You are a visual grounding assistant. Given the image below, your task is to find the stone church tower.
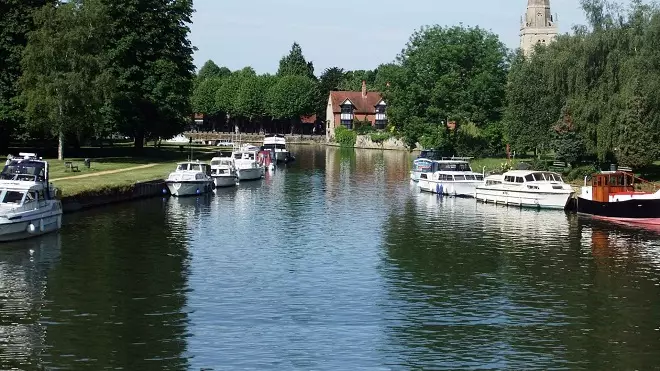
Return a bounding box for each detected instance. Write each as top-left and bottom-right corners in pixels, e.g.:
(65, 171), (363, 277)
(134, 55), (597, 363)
(520, 0), (559, 55)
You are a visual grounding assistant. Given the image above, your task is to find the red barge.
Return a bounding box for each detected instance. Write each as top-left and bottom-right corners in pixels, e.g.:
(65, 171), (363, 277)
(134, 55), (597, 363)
(577, 171), (660, 226)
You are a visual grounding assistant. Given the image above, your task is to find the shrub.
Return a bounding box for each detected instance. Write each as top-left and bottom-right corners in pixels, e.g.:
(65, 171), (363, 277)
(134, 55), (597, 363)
(565, 165), (599, 182)
(334, 126), (357, 147)
(370, 132), (391, 144)
(354, 119), (375, 135)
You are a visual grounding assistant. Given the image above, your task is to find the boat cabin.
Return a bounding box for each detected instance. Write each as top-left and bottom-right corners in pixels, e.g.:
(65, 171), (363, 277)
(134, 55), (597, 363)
(503, 172), (564, 184)
(176, 162), (211, 176)
(589, 172), (636, 202)
(1, 157), (47, 182)
(0, 186), (49, 209)
(263, 135), (286, 150)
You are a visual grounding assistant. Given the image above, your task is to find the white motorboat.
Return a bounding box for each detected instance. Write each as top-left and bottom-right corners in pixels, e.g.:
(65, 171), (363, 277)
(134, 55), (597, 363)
(165, 161), (213, 196)
(233, 150), (263, 181)
(210, 155), (237, 188)
(475, 170), (574, 209)
(0, 153), (62, 242)
(263, 134), (290, 162)
(410, 158), (434, 182)
(417, 159), (484, 197)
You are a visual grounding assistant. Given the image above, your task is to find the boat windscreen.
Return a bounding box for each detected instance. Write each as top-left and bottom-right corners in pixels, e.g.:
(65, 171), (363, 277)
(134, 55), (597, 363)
(0, 190), (25, 205)
(1, 160), (46, 181)
(437, 162), (471, 172)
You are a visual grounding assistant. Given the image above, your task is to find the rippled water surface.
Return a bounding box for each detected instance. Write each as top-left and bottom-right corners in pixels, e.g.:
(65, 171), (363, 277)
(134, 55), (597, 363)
(2, 145), (660, 370)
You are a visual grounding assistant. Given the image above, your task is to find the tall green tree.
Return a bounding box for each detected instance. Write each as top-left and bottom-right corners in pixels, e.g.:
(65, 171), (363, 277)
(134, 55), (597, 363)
(20, 0), (110, 160)
(101, 0), (195, 149)
(215, 67), (256, 120)
(197, 60), (230, 81)
(386, 25), (508, 150)
(276, 42), (315, 79)
(235, 74), (276, 121)
(267, 75), (318, 133)
(0, 0), (54, 154)
(192, 77), (224, 115)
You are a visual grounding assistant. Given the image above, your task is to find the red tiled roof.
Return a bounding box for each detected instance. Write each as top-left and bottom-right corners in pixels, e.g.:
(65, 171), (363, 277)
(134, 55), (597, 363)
(301, 114), (316, 124)
(329, 91), (384, 114)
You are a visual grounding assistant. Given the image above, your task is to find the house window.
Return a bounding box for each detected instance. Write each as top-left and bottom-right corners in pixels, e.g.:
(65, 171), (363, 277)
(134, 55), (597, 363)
(341, 105), (353, 115)
(341, 119), (353, 129)
(375, 120), (387, 130)
(375, 104), (387, 129)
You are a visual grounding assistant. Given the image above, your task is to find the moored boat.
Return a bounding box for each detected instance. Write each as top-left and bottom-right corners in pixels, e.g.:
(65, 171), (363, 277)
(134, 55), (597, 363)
(475, 170), (574, 209)
(233, 149), (263, 181)
(417, 159), (484, 197)
(0, 153), (62, 242)
(263, 134), (291, 162)
(410, 149), (441, 182)
(210, 155), (237, 188)
(576, 171), (660, 226)
(165, 161), (213, 196)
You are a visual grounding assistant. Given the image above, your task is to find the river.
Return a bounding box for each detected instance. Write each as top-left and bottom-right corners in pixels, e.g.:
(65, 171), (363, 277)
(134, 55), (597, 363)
(1, 145), (660, 370)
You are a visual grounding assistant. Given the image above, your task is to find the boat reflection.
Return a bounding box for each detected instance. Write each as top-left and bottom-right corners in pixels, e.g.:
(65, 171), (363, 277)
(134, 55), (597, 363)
(0, 232), (61, 369)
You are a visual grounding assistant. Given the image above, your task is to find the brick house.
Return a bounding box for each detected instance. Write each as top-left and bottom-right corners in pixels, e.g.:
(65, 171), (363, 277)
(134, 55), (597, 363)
(325, 81), (387, 141)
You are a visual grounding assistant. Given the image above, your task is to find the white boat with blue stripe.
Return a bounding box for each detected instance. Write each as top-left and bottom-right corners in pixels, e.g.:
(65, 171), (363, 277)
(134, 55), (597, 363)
(417, 158), (484, 197)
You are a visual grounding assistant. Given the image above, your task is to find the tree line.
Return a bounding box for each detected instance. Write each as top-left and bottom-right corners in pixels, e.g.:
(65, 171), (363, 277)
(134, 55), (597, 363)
(0, 0), (194, 159)
(191, 42), (397, 135)
(2, 0), (657, 168)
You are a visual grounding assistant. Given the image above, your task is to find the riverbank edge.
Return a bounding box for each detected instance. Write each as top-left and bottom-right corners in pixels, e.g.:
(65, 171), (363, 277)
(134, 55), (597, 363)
(61, 180), (166, 213)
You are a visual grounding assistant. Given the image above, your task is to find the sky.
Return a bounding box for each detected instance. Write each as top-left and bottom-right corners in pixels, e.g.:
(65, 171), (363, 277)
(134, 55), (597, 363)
(188, 0), (620, 75)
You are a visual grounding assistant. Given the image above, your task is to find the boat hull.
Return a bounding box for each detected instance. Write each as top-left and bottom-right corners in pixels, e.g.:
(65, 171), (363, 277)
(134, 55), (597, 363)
(475, 188), (573, 209)
(0, 211), (62, 242)
(212, 175), (236, 188)
(166, 181), (213, 197)
(418, 179), (481, 197)
(274, 151), (289, 162)
(237, 168), (262, 181)
(576, 197), (660, 224)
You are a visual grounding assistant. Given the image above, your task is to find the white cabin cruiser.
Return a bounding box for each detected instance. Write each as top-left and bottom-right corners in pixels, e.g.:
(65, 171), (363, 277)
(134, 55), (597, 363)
(165, 161), (213, 197)
(0, 153), (62, 242)
(263, 134), (290, 162)
(475, 170), (574, 209)
(210, 155), (237, 188)
(233, 150), (263, 181)
(417, 159), (484, 197)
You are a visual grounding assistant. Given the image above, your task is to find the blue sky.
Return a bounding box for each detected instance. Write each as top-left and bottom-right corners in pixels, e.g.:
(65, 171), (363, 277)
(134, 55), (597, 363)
(188, 0), (614, 75)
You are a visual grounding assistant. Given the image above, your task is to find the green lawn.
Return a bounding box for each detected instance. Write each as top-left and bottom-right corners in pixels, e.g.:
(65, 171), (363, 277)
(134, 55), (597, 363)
(14, 144), (221, 197)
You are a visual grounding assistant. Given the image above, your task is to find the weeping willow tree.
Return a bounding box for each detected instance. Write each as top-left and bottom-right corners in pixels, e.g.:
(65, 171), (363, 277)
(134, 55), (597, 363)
(505, 0), (660, 168)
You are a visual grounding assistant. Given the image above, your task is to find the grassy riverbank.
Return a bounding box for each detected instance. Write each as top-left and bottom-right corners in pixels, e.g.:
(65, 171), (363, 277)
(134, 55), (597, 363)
(10, 144), (219, 197)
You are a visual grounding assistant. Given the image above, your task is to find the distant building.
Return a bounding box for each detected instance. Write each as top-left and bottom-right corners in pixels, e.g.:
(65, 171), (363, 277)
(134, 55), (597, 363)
(520, 0), (559, 55)
(326, 81), (387, 141)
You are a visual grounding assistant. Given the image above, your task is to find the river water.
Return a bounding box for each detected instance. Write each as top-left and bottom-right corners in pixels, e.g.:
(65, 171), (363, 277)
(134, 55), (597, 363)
(1, 145), (660, 370)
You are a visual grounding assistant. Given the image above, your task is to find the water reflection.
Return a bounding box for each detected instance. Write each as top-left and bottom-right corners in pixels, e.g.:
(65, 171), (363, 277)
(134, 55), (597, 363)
(384, 192), (660, 369)
(40, 199), (191, 370)
(0, 233), (60, 370)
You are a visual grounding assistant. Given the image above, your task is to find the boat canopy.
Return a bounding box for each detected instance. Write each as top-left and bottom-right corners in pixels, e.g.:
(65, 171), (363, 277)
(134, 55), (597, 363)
(1, 159), (47, 182)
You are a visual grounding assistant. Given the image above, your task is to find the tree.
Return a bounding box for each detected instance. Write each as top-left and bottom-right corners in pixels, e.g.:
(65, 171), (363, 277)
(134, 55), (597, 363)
(551, 106), (586, 166)
(267, 75), (318, 133)
(276, 42), (315, 79)
(192, 77), (224, 115)
(235, 74), (276, 121)
(20, 0), (110, 160)
(197, 60), (226, 81)
(215, 67), (256, 119)
(338, 70), (377, 91)
(0, 0), (54, 154)
(101, 0), (195, 149)
(504, 49), (561, 155)
(316, 67), (344, 117)
(385, 25), (508, 150)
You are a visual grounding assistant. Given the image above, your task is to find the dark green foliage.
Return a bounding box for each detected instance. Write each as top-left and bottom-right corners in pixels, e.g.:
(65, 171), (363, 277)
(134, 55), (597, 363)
(565, 165), (599, 182)
(20, 0), (111, 158)
(197, 60), (230, 81)
(551, 107), (586, 166)
(0, 0), (54, 152)
(334, 126), (357, 147)
(385, 25), (508, 150)
(101, 0), (196, 148)
(277, 42), (315, 79)
(504, 1), (660, 167)
(369, 132), (391, 144)
(353, 119), (375, 135)
(236, 74), (276, 120)
(267, 75), (318, 120)
(454, 122), (507, 158)
(192, 77), (224, 115)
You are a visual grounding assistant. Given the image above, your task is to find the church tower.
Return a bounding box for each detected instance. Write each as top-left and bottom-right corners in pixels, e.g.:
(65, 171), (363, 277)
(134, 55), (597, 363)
(520, 0), (559, 55)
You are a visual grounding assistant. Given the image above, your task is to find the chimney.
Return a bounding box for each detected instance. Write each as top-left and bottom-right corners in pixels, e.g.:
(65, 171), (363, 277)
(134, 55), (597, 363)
(361, 80), (367, 98)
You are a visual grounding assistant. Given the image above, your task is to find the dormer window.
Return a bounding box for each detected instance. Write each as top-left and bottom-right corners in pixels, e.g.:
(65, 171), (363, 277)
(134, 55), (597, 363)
(340, 101), (354, 129)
